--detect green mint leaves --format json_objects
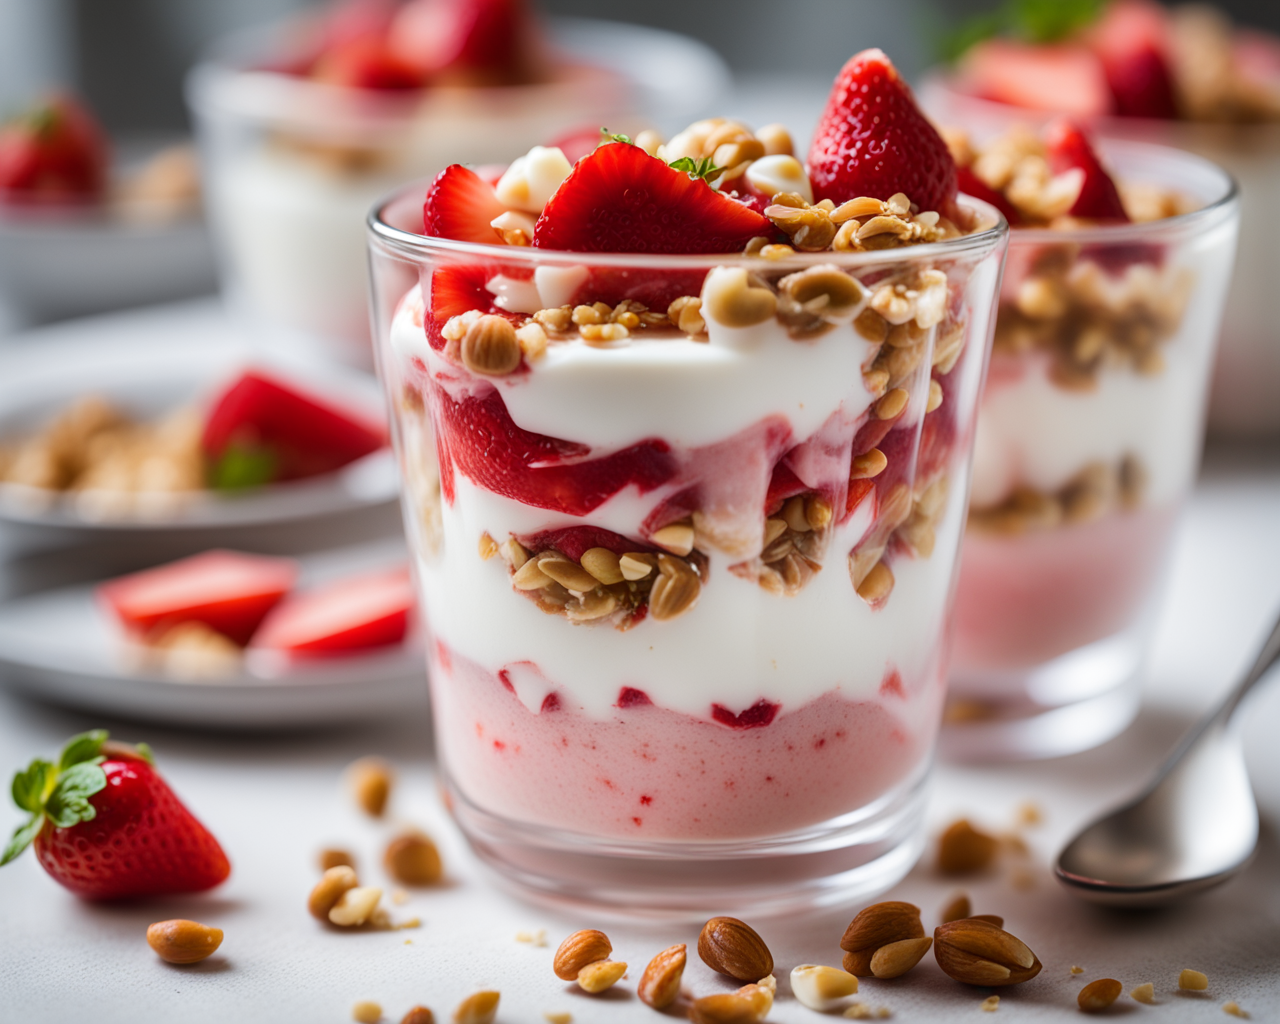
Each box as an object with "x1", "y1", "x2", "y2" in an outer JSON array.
[
  {"x1": 3, "y1": 730, "x2": 114, "y2": 866},
  {"x1": 669, "y1": 156, "x2": 725, "y2": 183},
  {"x1": 211, "y1": 443, "x2": 277, "y2": 491},
  {"x1": 599, "y1": 128, "x2": 632, "y2": 145},
  {"x1": 940, "y1": 0, "x2": 1105, "y2": 61}
]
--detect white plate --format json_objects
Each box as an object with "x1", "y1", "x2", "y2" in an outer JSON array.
[
  {"x1": 0, "y1": 538, "x2": 427, "y2": 729},
  {"x1": 0, "y1": 300, "x2": 399, "y2": 532}
]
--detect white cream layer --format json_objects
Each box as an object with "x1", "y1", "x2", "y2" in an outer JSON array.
[
  {"x1": 390, "y1": 285, "x2": 968, "y2": 720},
  {"x1": 970, "y1": 249, "x2": 1226, "y2": 509}
]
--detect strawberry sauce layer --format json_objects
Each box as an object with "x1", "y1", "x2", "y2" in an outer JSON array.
[
  {"x1": 432, "y1": 645, "x2": 934, "y2": 840},
  {"x1": 953, "y1": 504, "x2": 1176, "y2": 671}
]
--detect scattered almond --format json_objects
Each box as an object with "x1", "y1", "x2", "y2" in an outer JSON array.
[
  {"x1": 933, "y1": 918, "x2": 1042, "y2": 987},
  {"x1": 1131, "y1": 983, "x2": 1156, "y2": 1004},
  {"x1": 981, "y1": 995, "x2": 1000, "y2": 1012},
  {"x1": 1180, "y1": 969, "x2": 1209, "y2": 991},
  {"x1": 543, "y1": 1014, "x2": 572, "y2": 1024},
  {"x1": 1070, "y1": 966, "x2": 1084, "y2": 975},
  {"x1": 869, "y1": 937, "x2": 934, "y2": 979},
  {"x1": 353, "y1": 1001, "x2": 383, "y2": 1023},
  {"x1": 400, "y1": 1007, "x2": 434, "y2": 1024},
  {"x1": 690, "y1": 982, "x2": 773, "y2": 1024},
  {"x1": 840, "y1": 901, "x2": 926, "y2": 977},
  {"x1": 384, "y1": 832, "x2": 443, "y2": 886},
  {"x1": 940, "y1": 893, "x2": 971, "y2": 923},
  {"x1": 553, "y1": 929, "x2": 612, "y2": 981},
  {"x1": 319, "y1": 847, "x2": 355, "y2": 872},
  {"x1": 1078, "y1": 979, "x2": 1122, "y2": 1012},
  {"x1": 1223, "y1": 1001, "x2": 1249, "y2": 1018},
  {"x1": 348, "y1": 757, "x2": 393, "y2": 817},
  {"x1": 453, "y1": 991, "x2": 499, "y2": 1024},
  {"x1": 329, "y1": 886, "x2": 382, "y2": 927},
  {"x1": 309, "y1": 865, "x2": 359, "y2": 920},
  {"x1": 937, "y1": 819, "x2": 999, "y2": 874},
  {"x1": 145, "y1": 919, "x2": 223, "y2": 964},
  {"x1": 638, "y1": 943, "x2": 686, "y2": 1009},
  {"x1": 791, "y1": 964, "x2": 859, "y2": 1011},
  {"x1": 698, "y1": 916, "x2": 774, "y2": 982},
  {"x1": 577, "y1": 960, "x2": 627, "y2": 994},
  {"x1": 1015, "y1": 802, "x2": 1043, "y2": 827}
]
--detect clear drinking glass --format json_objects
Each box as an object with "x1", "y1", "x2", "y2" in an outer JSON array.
[
  {"x1": 944, "y1": 142, "x2": 1239, "y2": 761},
  {"x1": 368, "y1": 185, "x2": 1007, "y2": 916},
  {"x1": 923, "y1": 76, "x2": 1279, "y2": 436}
]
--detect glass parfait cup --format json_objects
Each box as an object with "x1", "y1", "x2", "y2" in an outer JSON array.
[
  {"x1": 368, "y1": 186, "x2": 1007, "y2": 916},
  {"x1": 944, "y1": 142, "x2": 1239, "y2": 761}
]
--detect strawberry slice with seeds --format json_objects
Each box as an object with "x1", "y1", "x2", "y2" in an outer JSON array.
[
  {"x1": 253, "y1": 566, "x2": 414, "y2": 655},
  {"x1": 957, "y1": 166, "x2": 1020, "y2": 227},
  {"x1": 1044, "y1": 120, "x2": 1129, "y2": 222},
  {"x1": 959, "y1": 39, "x2": 1112, "y2": 119},
  {"x1": 1087, "y1": 0, "x2": 1177, "y2": 120},
  {"x1": 532, "y1": 141, "x2": 771, "y2": 253},
  {"x1": 807, "y1": 48, "x2": 958, "y2": 213},
  {"x1": 423, "y1": 164, "x2": 506, "y2": 244}
]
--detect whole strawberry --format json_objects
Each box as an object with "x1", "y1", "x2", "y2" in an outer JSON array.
[
  {"x1": 807, "y1": 48, "x2": 957, "y2": 214},
  {"x1": 0, "y1": 94, "x2": 108, "y2": 203},
  {"x1": 2, "y1": 730, "x2": 230, "y2": 899}
]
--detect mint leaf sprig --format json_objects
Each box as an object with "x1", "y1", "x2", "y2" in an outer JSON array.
[
  {"x1": 2, "y1": 730, "x2": 110, "y2": 866},
  {"x1": 939, "y1": 0, "x2": 1106, "y2": 62},
  {"x1": 669, "y1": 156, "x2": 725, "y2": 184}
]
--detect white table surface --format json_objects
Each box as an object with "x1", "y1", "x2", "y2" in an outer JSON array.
[{"x1": 1, "y1": 307, "x2": 1278, "y2": 1023}]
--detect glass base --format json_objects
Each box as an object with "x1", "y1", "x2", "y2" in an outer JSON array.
[
  {"x1": 442, "y1": 767, "x2": 929, "y2": 922},
  {"x1": 941, "y1": 630, "x2": 1145, "y2": 762}
]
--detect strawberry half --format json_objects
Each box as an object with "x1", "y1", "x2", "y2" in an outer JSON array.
[
  {"x1": 1087, "y1": 0, "x2": 1177, "y2": 120},
  {"x1": 1044, "y1": 120, "x2": 1130, "y2": 222},
  {"x1": 423, "y1": 164, "x2": 506, "y2": 244},
  {"x1": 0, "y1": 94, "x2": 108, "y2": 204},
  {"x1": 807, "y1": 48, "x2": 958, "y2": 213},
  {"x1": 2, "y1": 731, "x2": 230, "y2": 900},
  {"x1": 532, "y1": 142, "x2": 772, "y2": 254},
  {"x1": 311, "y1": 36, "x2": 426, "y2": 90}
]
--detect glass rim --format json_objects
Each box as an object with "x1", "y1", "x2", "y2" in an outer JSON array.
[{"x1": 367, "y1": 186, "x2": 1010, "y2": 269}]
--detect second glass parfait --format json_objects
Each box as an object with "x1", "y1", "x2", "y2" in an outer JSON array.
[
  {"x1": 944, "y1": 135, "x2": 1239, "y2": 760},
  {"x1": 368, "y1": 183, "x2": 1006, "y2": 915}
]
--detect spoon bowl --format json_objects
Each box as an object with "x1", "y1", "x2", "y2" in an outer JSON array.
[{"x1": 1055, "y1": 608, "x2": 1280, "y2": 906}]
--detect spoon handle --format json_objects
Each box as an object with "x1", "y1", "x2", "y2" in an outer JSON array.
[{"x1": 1217, "y1": 604, "x2": 1280, "y2": 724}]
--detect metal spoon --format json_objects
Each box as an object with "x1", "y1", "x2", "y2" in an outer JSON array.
[{"x1": 1055, "y1": 608, "x2": 1280, "y2": 906}]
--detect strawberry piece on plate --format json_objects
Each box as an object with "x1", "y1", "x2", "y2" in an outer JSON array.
[
  {"x1": 960, "y1": 38, "x2": 1112, "y2": 119},
  {"x1": 807, "y1": 48, "x2": 958, "y2": 212},
  {"x1": 202, "y1": 370, "x2": 387, "y2": 487},
  {"x1": 98, "y1": 550, "x2": 299, "y2": 646},
  {"x1": 2, "y1": 730, "x2": 231, "y2": 900},
  {"x1": 423, "y1": 164, "x2": 507, "y2": 244},
  {"x1": 1044, "y1": 120, "x2": 1130, "y2": 222},
  {"x1": 311, "y1": 36, "x2": 426, "y2": 90},
  {"x1": 253, "y1": 566, "x2": 414, "y2": 655},
  {"x1": 0, "y1": 94, "x2": 108, "y2": 204},
  {"x1": 390, "y1": 0, "x2": 542, "y2": 85},
  {"x1": 957, "y1": 165, "x2": 1021, "y2": 226},
  {"x1": 532, "y1": 141, "x2": 772, "y2": 253},
  {"x1": 1087, "y1": 0, "x2": 1177, "y2": 119}
]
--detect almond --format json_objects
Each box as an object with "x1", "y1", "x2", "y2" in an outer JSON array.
[
  {"x1": 453, "y1": 991, "x2": 499, "y2": 1024},
  {"x1": 309, "y1": 865, "x2": 358, "y2": 920},
  {"x1": 1130, "y1": 983, "x2": 1156, "y2": 1004},
  {"x1": 384, "y1": 832, "x2": 442, "y2": 886},
  {"x1": 400, "y1": 1008, "x2": 435, "y2": 1024},
  {"x1": 1179, "y1": 969, "x2": 1209, "y2": 991},
  {"x1": 937, "y1": 819, "x2": 999, "y2": 874},
  {"x1": 553, "y1": 929, "x2": 612, "y2": 981},
  {"x1": 940, "y1": 893, "x2": 971, "y2": 923},
  {"x1": 933, "y1": 919, "x2": 1043, "y2": 987},
  {"x1": 840, "y1": 901, "x2": 925, "y2": 977},
  {"x1": 690, "y1": 982, "x2": 773, "y2": 1024},
  {"x1": 791, "y1": 964, "x2": 858, "y2": 1011},
  {"x1": 638, "y1": 943, "x2": 686, "y2": 1009},
  {"x1": 146, "y1": 919, "x2": 223, "y2": 964},
  {"x1": 329, "y1": 885, "x2": 382, "y2": 927},
  {"x1": 577, "y1": 960, "x2": 627, "y2": 994},
  {"x1": 970, "y1": 914, "x2": 1004, "y2": 928},
  {"x1": 698, "y1": 916, "x2": 774, "y2": 982},
  {"x1": 1078, "y1": 979, "x2": 1122, "y2": 1012},
  {"x1": 349, "y1": 757, "x2": 393, "y2": 816},
  {"x1": 869, "y1": 937, "x2": 934, "y2": 979}
]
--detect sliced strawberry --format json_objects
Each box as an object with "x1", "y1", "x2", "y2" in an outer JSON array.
[
  {"x1": 253, "y1": 566, "x2": 414, "y2": 655},
  {"x1": 201, "y1": 370, "x2": 387, "y2": 486},
  {"x1": 389, "y1": 0, "x2": 542, "y2": 86},
  {"x1": 711, "y1": 700, "x2": 780, "y2": 730},
  {"x1": 424, "y1": 262, "x2": 526, "y2": 352},
  {"x1": 3, "y1": 731, "x2": 230, "y2": 900},
  {"x1": 807, "y1": 48, "x2": 958, "y2": 213},
  {"x1": 433, "y1": 384, "x2": 677, "y2": 515},
  {"x1": 959, "y1": 39, "x2": 1112, "y2": 119},
  {"x1": 957, "y1": 165, "x2": 1021, "y2": 226},
  {"x1": 98, "y1": 550, "x2": 299, "y2": 646},
  {"x1": 0, "y1": 95, "x2": 108, "y2": 204},
  {"x1": 532, "y1": 142, "x2": 771, "y2": 254},
  {"x1": 1087, "y1": 0, "x2": 1177, "y2": 119},
  {"x1": 1044, "y1": 120, "x2": 1129, "y2": 222},
  {"x1": 423, "y1": 164, "x2": 506, "y2": 244},
  {"x1": 515, "y1": 525, "x2": 654, "y2": 562},
  {"x1": 311, "y1": 36, "x2": 426, "y2": 90}
]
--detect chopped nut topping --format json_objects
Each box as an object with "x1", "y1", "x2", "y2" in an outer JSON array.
[
  {"x1": 1180, "y1": 969, "x2": 1209, "y2": 992},
  {"x1": 461, "y1": 315, "x2": 521, "y2": 376},
  {"x1": 969, "y1": 455, "x2": 1146, "y2": 536},
  {"x1": 1131, "y1": 983, "x2": 1156, "y2": 1005},
  {"x1": 981, "y1": 996, "x2": 1000, "y2": 1012},
  {"x1": 579, "y1": 323, "x2": 629, "y2": 345}
]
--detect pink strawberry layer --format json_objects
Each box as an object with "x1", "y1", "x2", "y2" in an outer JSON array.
[
  {"x1": 952, "y1": 503, "x2": 1176, "y2": 672},
  {"x1": 430, "y1": 644, "x2": 934, "y2": 841}
]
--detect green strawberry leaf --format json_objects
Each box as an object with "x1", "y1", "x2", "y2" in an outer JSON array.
[
  {"x1": 133, "y1": 742, "x2": 155, "y2": 766},
  {"x1": 43, "y1": 762, "x2": 107, "y2": 829},
  {"x1": 58, "y1": 729, "x2": 108, "y2": 772},
  {"x1": 11, "y1": 759, "x2": 54, "y2": 814},
  {"x1": 668, "y1": 156, "x2": 725, "y2": 184},
  {"x1": 1, "y1": 814, "x2": 43, "y2": 865},
  {"x1": 210, "y1": 443, "x2": 277, "y2": 491},
  {"x1": 1010, "y1": 0, "x2": 1104, "y2": 44},
  {"x1": 599, "y1": 128, "x2": 632, "y2": 146}
]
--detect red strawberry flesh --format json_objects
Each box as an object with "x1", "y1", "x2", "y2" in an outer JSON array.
[
  {"x1": 423, "y1": 164, "x2": 507, "y2": 244},
  {"x1": 0, "y1": 95, "x2": 108, "y2": 204},
  {"x1": 807, "y1": 48, "x2": 958, "y2": 213},
  {"x1": 1044, "y1": 120, "x2": 1130, "y2": 222},
  {"x1": 253, "y1": 566, "x2": 414, "y2": 654}
]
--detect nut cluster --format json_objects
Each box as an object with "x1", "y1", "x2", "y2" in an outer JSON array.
[
  {"x1": 997, "y1": 248, "x2": 1191, "y2": 389},
  {"x1": 840, "y1": 902, "x2": 932, "y2": 978},
  {"x1": 492, "y1": 534, "x2": 705, "y2": 628},
  {"x1": 553, "y1": 929, "x2": 627, "y2": 995},
  {"x1": 969, "y1": 454, "x2": 1147, "y2": 536},
  {"x1": 763, "y1": 191, "x2": 963, "y2": 256}
]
